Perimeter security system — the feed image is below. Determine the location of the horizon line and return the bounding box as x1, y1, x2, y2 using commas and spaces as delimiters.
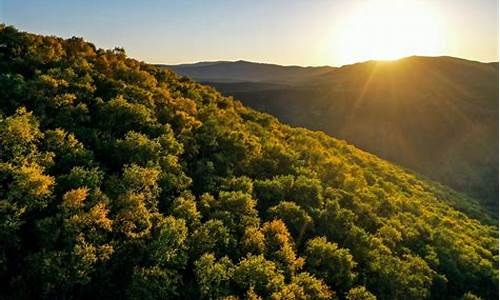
152, 54, 499, 69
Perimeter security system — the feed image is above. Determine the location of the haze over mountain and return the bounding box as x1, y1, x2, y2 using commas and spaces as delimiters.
164, 57, 499, 214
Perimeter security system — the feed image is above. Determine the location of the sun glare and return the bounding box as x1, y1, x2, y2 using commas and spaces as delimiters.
333, 0, 445, 65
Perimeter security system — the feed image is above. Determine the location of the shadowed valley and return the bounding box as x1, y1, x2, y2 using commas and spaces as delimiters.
165, 57, 499, 214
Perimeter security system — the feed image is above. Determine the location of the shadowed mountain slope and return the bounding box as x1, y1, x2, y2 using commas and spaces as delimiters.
165, 57, 499, 214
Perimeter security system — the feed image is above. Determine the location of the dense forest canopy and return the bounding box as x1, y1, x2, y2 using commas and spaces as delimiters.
0, 26, 498, 299
167, 58, 499, 214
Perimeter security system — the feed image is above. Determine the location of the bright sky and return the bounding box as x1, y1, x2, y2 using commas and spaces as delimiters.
1, 0, 498, 66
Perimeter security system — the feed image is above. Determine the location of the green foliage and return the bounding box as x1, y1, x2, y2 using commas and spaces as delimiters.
233, 254, 285, 297
194, 253, 235, 299
305, 237, 356, 293
191, 219, 236, 258
346, 286, 376, 300
267, 201, 313, 245
288, 272, 334, 299
462, 292, 483, 300
0, 26, 497, 299
126, 266, 182, 300
149, 216, 188, 267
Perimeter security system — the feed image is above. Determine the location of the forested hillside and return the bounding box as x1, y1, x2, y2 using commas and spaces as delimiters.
0, 26, 498, 299
168, 58, 499, 214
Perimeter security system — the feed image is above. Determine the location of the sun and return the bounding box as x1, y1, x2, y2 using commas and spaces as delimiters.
333, 0, 445, 64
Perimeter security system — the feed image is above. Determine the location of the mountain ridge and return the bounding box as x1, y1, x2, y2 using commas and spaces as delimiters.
161, 55, 498, 83
161, 60, 335, 84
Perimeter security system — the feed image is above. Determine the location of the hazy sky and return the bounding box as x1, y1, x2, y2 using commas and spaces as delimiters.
1, 0, 498, 66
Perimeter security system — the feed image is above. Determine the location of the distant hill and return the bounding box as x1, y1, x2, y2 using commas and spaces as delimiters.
162, 60, 334, 83
162, 57, 499, 214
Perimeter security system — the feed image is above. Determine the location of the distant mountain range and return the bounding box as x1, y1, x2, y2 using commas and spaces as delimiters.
161, 56, 499, 213
162, 60, 334, 83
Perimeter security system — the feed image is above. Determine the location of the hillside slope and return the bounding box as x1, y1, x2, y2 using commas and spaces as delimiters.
167, 58, 499, 214
0, 26, 498, 299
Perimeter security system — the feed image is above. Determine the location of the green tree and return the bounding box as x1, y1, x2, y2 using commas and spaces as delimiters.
346, 286, 376, 300
305, 237, 356, 293
267, 201, 313, 245
190, 219, 236, 258
194, 253, 235, 299
233, 255, 285, 297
